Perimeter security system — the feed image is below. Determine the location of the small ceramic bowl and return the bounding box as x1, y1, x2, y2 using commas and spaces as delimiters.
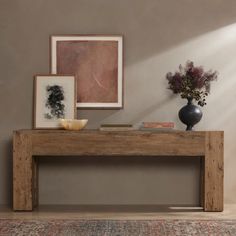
60, 119, 88, 131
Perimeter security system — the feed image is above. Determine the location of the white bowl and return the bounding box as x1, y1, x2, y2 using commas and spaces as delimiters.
60, 119, 88, 131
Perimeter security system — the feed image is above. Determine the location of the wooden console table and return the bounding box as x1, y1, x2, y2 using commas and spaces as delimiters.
13, 130, 224, 211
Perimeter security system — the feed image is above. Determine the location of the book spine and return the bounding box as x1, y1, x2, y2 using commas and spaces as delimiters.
101, 124, 133, 128
99, 127, 134, 131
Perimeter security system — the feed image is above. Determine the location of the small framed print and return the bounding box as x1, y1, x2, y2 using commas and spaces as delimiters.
34, 75, 76, 129
50, 35, 123, 109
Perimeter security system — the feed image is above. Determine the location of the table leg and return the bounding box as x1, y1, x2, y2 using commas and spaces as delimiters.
204, 131, 224, 211
13, 131, 33, 211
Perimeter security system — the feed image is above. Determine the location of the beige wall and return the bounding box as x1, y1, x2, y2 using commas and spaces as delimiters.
1, 0, 236, 206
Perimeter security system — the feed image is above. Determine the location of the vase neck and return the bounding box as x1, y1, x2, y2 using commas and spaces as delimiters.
187, 97, 193, 105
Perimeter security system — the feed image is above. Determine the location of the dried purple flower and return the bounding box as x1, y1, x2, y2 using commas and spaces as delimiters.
166, 60, 218, 106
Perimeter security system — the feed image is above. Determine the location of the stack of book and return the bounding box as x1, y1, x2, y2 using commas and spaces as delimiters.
99, 124, 134, 131
140, 122, 175, 131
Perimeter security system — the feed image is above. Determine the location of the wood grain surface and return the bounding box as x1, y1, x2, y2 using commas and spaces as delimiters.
204, 131, 224, 212
13, 131, 33, 210
13, 130, 224, 212
30, 130, 205, 156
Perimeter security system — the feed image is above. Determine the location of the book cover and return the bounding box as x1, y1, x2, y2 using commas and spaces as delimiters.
142, 122, 174, 128
139, 127, 175, 132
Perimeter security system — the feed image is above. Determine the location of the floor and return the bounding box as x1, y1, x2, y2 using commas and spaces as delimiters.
1, 204, 236, 220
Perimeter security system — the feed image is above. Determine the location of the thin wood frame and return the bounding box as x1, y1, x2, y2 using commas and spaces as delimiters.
33, 74, 76, 129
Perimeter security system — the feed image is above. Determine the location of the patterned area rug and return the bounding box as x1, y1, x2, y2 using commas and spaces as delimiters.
0, 219, 236, 236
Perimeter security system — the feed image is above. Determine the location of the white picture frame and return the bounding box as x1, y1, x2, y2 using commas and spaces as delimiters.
50, 35, 123, 109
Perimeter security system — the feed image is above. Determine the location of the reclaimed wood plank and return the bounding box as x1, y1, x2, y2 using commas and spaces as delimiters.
204, 131, 224, 212
13, 131, 33, 211
31, 130, 205, 156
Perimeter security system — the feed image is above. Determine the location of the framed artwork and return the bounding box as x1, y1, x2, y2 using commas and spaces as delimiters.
34, 75, 76, 129
50, 35, 123, 109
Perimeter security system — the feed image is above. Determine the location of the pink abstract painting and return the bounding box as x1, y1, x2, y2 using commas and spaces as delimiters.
56, 41, 118, 104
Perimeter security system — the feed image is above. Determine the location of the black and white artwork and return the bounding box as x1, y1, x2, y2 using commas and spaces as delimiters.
45, 85, 65, 119
34, 75, 75, 129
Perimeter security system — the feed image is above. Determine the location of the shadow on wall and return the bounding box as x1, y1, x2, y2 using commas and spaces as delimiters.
79, 21, 236, 206
19, 0, 236, 67
129, 96, 176, 125
86, 23, 236, 129
1, 0, 236, 205
2, 0, 236, 127
0, 139, 13, 206
119, 1, 236, 67
39, 156, 200, 205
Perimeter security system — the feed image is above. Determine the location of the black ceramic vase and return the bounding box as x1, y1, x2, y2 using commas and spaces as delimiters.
178, 97, 203, 131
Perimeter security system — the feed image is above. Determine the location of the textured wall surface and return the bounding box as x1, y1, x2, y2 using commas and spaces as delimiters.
1, 0, 236, 206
